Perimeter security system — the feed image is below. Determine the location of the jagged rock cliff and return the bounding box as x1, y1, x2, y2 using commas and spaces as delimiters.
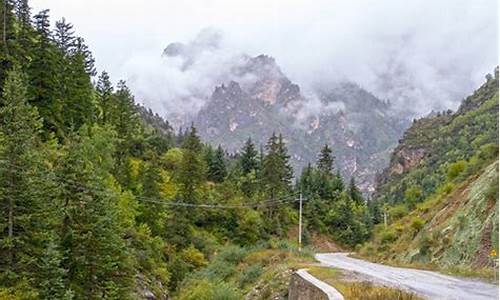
177, 54, 409, 193
158, 35, 410, 192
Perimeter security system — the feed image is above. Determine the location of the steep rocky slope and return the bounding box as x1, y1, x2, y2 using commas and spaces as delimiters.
375, 69, 498, 203
362, 70, 499, 273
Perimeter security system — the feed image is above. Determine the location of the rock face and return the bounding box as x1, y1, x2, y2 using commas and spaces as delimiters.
388, 146, 427, 175
164, 51, 409, 193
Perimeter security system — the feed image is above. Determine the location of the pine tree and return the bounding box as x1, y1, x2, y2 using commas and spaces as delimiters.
54, 17, 94, 131
349, 177, 364, 204
137, 153, 166, 236
207, 145, 227, 183
29, 9, 62, 136
240, 137, 258, 175
112, 80, 141, 183
277, 134, 293, 183
262, 133, 293, 200
96, 71, 114, 125
13, 0, 33, 69
64, 43, 95, 129
166, 125, 207, 247
54, 18, 75, 54
299, 163, 314, 197
14, 0, 30, 26
57, 125, 134, 299
0, 0, 16, 91
113, 80, 139, 137
317, 144, 334, 176
178, 125, 206, 201
0, 68, 56, 292
74, 37, 96, 76
262, 133, 293, 232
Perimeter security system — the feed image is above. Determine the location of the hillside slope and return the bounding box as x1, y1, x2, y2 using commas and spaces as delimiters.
364, 161, 498, 270
362, 69, 499, 275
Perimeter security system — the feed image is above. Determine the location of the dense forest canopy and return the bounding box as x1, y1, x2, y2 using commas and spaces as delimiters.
0, 1, 371, 299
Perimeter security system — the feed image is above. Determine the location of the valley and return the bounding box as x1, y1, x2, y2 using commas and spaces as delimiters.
0, 1, 498, 300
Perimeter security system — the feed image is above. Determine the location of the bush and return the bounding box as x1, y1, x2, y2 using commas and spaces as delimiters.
447, 160, 467, 180
181, 245, 208, 268
191, 230, 219, 259
418, 234, 432, 255
439, 182, 454, 195
196, 259, 235, 281
178, 279, 241, 300
394, 224, 405, 234
212, 282, 241, 300
457, 213, 467, 229
478, 143, 499, 160
388, 204, 408, 221
410, 217, 425, 232
405, 186, 423, 208
358, 243, 375, 256
485, 179, 499, 203
217, 245, 247, 264
380, 229, 397, 244
238, 264, 263, 287
235, 210, 264, 245
162, 147, 183, 170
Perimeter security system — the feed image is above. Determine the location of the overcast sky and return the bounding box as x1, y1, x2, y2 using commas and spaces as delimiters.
31, 0, 498, 116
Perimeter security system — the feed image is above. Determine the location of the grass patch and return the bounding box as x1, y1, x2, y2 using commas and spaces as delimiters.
308, 267, 422, 300
338, 282, 422, 300
442, 265, 498, 283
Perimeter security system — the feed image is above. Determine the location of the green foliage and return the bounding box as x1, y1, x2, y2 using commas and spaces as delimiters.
380, 229, 397, 244
298, 145, 371, 247
181, 245, 208, 269
410, 217, 425, 232
235, 210, 264, 245
238, 264, 263, 288
0, 67, 57, 294
0, 4, 379, 298
418, 234, 432, 256
261, 133, 294, 234
447, 160, 467, 180
376, 74, 498, 211
317, 144, 334, 175
56, 125, 135, 299
162, 147, 183, 169
405, 185, 423, 208
388, 204, 408, 221
239, 137, 258, 175
178, 279, 241, 300
207, 145, 227, 183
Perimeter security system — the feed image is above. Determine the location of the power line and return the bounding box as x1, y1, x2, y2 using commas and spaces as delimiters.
0, 162, 302, 210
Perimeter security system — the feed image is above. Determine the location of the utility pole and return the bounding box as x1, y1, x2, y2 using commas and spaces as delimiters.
298, 192, 303, 252
383, 204, 388, 228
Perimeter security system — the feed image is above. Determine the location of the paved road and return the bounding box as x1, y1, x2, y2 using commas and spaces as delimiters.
316, 253, 499, 300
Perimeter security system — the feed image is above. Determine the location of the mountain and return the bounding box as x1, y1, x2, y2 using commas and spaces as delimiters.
167, 52, 409, 192
361, 70, 499, 273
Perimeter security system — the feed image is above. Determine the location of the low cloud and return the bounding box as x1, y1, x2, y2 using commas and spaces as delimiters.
113, 0, 498, 120
122, 28, 247, 121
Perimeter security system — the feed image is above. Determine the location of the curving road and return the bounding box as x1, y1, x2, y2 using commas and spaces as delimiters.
316, 253, 499, 300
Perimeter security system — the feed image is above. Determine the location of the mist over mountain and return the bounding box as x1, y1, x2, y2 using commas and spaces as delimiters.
143, 41, 410, 192
115, 0, 497, 192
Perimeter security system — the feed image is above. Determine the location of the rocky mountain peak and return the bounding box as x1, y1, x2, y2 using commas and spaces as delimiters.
213, 81, 244, 99
157, 44, 409, 193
